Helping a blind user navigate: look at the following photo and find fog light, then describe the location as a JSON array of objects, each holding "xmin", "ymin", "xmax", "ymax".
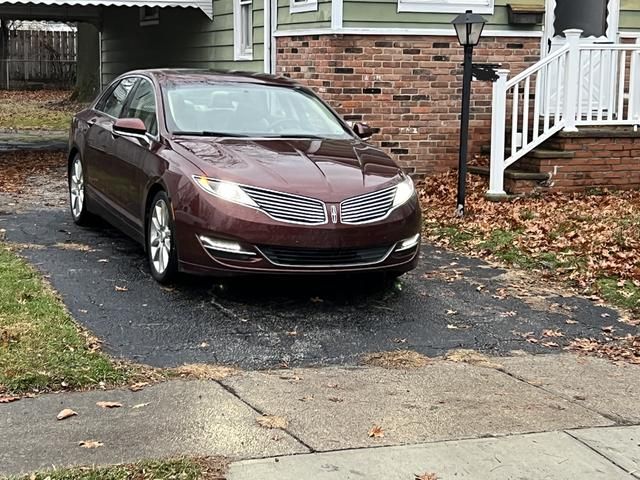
[
  {"xmin": 199, "ymin": 235, "xmax": 256, "ymax": 256},
  {"xmin": 395, "ymin": 233, "xmax": 420, "ymax": 252}
]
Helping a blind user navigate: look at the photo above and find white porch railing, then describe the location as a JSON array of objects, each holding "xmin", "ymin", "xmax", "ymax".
[{"xmin": 488, "ymin": 29, "xmax": 640, "ymax": 196}]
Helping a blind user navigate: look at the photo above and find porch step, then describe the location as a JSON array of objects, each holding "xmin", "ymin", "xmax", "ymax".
[
  {"xmin": 468, "ymin": 165, "xmax": 550, "ymax": 181},
  {"xmin": 469, "ymin": 165, "xmax": 552, "ymax": 196},
  {"xmin": 479, "ymin": 145, "xmax": 575, "ymax": 159}
]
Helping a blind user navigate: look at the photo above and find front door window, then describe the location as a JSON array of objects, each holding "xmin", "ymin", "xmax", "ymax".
[{"xmin": 553, "ymin": 0, "xmax": 608, "ymax": 38}]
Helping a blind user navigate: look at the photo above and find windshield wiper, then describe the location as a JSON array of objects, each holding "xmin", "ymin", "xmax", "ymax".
[
  {"xmin": 172, "ymin": 131, "xmax": 249, "ymax": 138},
  {"xmin": 261, "ymin": 134, "xmax": 325, "ymax": 139}
]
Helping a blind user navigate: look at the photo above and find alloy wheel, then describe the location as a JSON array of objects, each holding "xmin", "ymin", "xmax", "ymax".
[
  {"xmin": 149, "ymin": 199, "xmax": 172, "ymax": 275},
  {"xmin": 70, "ymin": 156, "xmax": 85, "ymax": 220}
]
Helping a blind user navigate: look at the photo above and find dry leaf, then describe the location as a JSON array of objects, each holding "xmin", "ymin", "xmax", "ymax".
[
  {"xmin": 114, "ymin": 286, "xmax": 128, "ymax": 292},
  {"xmin": 415, "ymin": 474, "xmax": 438, "ymax": 480},
  {"xmin": 445, "ymin": 309, "xmax": 458, "ymax": 315},
  {"xmin": 368, "ymin": 425, "xmax": 384, "ymax": 438},
  {"xmin": 256, "ymin": 415, "xmax": 288, "ymax": 430},
  {"xmin": 129, "ymin": 382, "xmax": 149, "ymax": 392},
  {"xmin": 96, "ymin": 401, "xmax": 122, "ymax": 409},
  {"xmin": 298, "ymin": 395, "xmax": 314, "ymax": 402},
  {"xmin": 500, "ymin": 311, "xmax": 517, "ymax": 318},
  {"xmin": 56, "ymin": 408, "xmax": 77, "ymax": 420},
  {"xmin": 78, "ymin": 440, "xmax": 103, "ymax": 449},
  {"xmin": 131, "ymin": 403, "xmax": 150, "ymax": 409},
  {"xmin": 328, "ymin": 397, "xmax": 344, "ymax": 403},
  {"xmin": 542, "ymin": 329, "xmax": 564, "ymax": 338},
  {"xmin": 0, "ymin": 396, "xmax": 20, "ymax": 403},
  {"xmin": 565, "ymin": 319, "xmax": 578, "ymax": 324},
  {"xmin": 542, "ymin": 341, "xmax": 560, "ymax": 348}
]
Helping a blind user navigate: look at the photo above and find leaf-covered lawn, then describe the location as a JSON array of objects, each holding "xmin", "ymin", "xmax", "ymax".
[
  {"xmin": 0, "ymin": 90, "xmax": 83, "ymax": 131},
  {"xmin": 0, "ymin": 246, "xmax": 153, "ymax": 396},
  {"xmin": 420, "ymin": 172, "xmax": 640, "ymax": 316},
  {"xmin": 9, "ymin": 457, "xmax": 227, "ymax": 480},
  {"xmin": 0, "ymin": 150, "xmax": 67, "ymax": 194}
]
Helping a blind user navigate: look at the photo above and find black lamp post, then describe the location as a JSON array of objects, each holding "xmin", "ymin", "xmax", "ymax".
[{"xmin": 451, "ymin": 10, "xmax": 486, "ymax": 217}]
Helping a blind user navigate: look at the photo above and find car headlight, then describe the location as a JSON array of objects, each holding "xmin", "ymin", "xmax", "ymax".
[
  {"xmin": 393, "ymin": 176, "xmax": 415, "ymax": 208},
  {"xmin": 192, "ymin": 176, "xmax": 258, "ymax": 208}
]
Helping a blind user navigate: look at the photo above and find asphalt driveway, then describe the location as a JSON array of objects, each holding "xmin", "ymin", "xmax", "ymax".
[{"xmin": 0, "ymin": 208, "xmax": 632, "ymax": 369}]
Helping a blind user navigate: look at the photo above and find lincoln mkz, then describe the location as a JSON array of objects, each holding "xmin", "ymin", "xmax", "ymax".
[{"xmin": 68, "ymin": 70, "xmax": 421, "ymax": 283}]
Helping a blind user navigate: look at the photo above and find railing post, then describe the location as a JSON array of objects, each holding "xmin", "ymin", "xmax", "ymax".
[
  {"xmin": 487, "ymin": 68, "xmax": 510, "ymax": 199},
  {"xmin": 563, "ymin": 29, "xmax": 583, "ymax": 132}
]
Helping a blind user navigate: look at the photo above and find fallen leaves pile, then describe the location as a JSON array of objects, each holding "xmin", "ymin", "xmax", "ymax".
[
  {"xmin": 0, "ymin": 151, "xmax": 66, "ymax": 194},
  {"xmin": 567, "ymin": 335, "xmax": 640, "ymax": 364},
  {"xmin": 361, "ymin": 350, "xmax": 431, "ymax": 369},
  {"xmin": 420, "ymin": 172, "xmax": 640, "ymax": 310}
]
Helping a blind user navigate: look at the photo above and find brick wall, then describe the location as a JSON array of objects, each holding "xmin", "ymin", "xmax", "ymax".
[
  {"xmin": 276, "ymin": 34, "xmax": 541, "ymax": 175},
  {"xmin": 517, "ymin": 130, "xmax": 640, "ymax": 192}
]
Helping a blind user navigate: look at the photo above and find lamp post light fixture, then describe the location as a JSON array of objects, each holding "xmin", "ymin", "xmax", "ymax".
[{"xmin": 451, "ymin": 10, "xmax": 487, "ymax": 217}]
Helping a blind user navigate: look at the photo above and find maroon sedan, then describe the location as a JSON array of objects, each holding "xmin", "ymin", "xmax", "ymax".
[{"xmin": 68, "ymin": 69, "xmax": 421, "ymax": 283}]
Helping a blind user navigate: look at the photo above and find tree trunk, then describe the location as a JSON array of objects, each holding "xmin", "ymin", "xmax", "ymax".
[{"xmin": 70, "ymin": 22, "xmax": 99, "ymax": 101}]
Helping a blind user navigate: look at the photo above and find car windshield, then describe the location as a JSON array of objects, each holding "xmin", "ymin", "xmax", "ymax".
[{"xmin": 163, "ymin": 82, "xmax": 353, "ymax": 139}]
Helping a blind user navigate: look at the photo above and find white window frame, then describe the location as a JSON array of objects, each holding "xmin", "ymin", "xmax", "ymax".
[
  {"xmin": 290, "ymin": 0, "xmax": 318, "ymax": 14},
  {"xmin": 397, "ymin": 0, "xmax": 494, "ymax": 14},
  {"xmin": 234, "ymin": 0, "xmax": 254, "ymax": 60},
  {"xmin": 139, "ymin": 6, "xmax": 160, "ymax": 26}
]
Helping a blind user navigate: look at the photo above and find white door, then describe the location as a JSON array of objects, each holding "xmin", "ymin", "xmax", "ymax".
[{"xmin": 542, "ymin": 0, "xmax": 620, "ymax": 116}]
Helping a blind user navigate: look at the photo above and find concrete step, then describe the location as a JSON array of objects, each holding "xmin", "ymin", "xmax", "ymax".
[
  {"xmin": 480, "ymin": 145, "xmax": 575, "ymax": 159},
  {"xmin": 469, "ymin": 165, "xmax": 550, "ymax": 181}
]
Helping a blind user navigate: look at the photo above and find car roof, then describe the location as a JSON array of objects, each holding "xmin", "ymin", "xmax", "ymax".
[{"xmin": 126, "ymin": 68, "xmax": 300, "ymax": 87}]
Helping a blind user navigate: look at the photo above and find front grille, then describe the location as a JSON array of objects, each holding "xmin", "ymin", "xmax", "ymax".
[
  {"xmin": 340, "ymin": 186, "xmax": 397, "ymax": 224},
  {"xmin": 258, "ymin": 244, "xmax": 392, "ymax": 267},
  {"xmin": 241, "ymin": 186, "xmax": 327, "ymax": 225}
]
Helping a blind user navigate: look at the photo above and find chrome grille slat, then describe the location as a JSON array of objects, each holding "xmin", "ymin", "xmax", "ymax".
[
  {"xmin": 241, "ymin": 185, "xmax": 327, "ymax": 225},
  {"xmin": 340, "ymin": 185, "xmax": 397, "ymax": 224},
  {"xmin": 259, "ymin": 244, "xmax": 392, "ymax": 267}
]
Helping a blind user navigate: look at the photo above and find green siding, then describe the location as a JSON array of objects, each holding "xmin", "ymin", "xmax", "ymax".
[
  {"xmin": 101, "ymin": 0, "xmax": 264, "ymax": 85},
  {"xmin": 342, "ymin": 0, "xmax": 540, "ymax": 31},
  {"xmin": 276, "ymin": 0, "xmax": 331, "ymax": 30}
]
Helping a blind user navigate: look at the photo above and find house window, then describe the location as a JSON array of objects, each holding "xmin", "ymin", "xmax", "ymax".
[
  {"xmin": 139, "ymin": 6, "xmax": 160, "ymax": 26},
  {"xmin": 234, "ymin": 0, "xmax": 253, "ymax": 60},
  {"xmin": 397, "ymin": 0, "xmax": 494, "ymax": 14},
  {"xmin": 290, "ymin": 0, "xmax": 318, "ymax": 14}
]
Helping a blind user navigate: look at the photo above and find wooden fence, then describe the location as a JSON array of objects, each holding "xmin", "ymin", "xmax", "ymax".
[{"xmin": 2, "ymin": 29, "xmax": 77, "ymax": 88}]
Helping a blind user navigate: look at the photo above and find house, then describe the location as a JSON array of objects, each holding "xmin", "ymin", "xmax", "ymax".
[{"xmin": 0, "ymin": 0, "xmax": 639, "ymax": 193}]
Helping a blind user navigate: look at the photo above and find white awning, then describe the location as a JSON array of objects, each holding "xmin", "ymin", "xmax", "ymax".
[{"xmin": 0, "ymin": 0, "xmax": 212, "ymax": 18}]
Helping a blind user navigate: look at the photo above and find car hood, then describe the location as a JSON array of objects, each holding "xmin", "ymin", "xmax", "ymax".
[{"xmin": 171, "ymin": 137, "xmax": 402, "ymax": 202}]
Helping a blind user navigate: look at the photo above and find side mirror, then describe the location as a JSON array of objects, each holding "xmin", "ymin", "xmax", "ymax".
[
  {"xmin": 353, "ymin": 122, "xmax": 374, "ymax": 140},
  {"xmin": 113, "ymin": 118, "xmax": 147, "ymax": 137}
]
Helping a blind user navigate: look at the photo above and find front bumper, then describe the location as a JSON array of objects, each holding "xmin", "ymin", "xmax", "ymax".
[{"xmin": 173, "ymin": 188, "xmax": 422, "ymax": 276}]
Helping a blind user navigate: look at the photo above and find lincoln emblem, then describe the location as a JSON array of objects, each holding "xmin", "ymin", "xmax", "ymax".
[{"xmin": 331, "ymin": 205, "xmax": 338, "ymax": 224}]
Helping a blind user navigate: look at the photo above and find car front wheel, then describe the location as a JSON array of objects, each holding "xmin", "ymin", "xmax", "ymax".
[
  {"xmin": 69, "ymin": 154, "xmax": 90, "ymax": 225},
  {"xmin": 147, "ymin": 191, "xmax": 178, "ymax": 283}
]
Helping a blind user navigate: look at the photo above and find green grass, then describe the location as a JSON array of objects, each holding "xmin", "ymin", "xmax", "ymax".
[
  {"xmin": 596, "ymin": 277, "xmax": 640, "ymax": 312},
  {"xmin": 7, "ymin": 457, "xmax": 227, "ymax": 480},
  {"xmin": 0, "ymin": 90, "xmax": 79, "ymax": 131},
  {"xmin": 0, "ymin": 246, "xmax": 140, "ymax": 395}
]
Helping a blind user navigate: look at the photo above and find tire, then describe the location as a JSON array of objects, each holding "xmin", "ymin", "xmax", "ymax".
[
  {"xmin": 68, "ymin": 154, "xmax": 91, "ymax": 225},
  {"xmin": 147, "ymin": 190, "xmax": 178, "ymax": 283}
]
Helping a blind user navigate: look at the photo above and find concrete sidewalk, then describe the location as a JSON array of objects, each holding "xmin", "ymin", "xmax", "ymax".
[
  {"xmin": 1, "ymin": 354, "xmax": 639, "ymax": 477},
  {"xmin": 228, "ymin": 427, "xmax": 640, "ymax": 479}
]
